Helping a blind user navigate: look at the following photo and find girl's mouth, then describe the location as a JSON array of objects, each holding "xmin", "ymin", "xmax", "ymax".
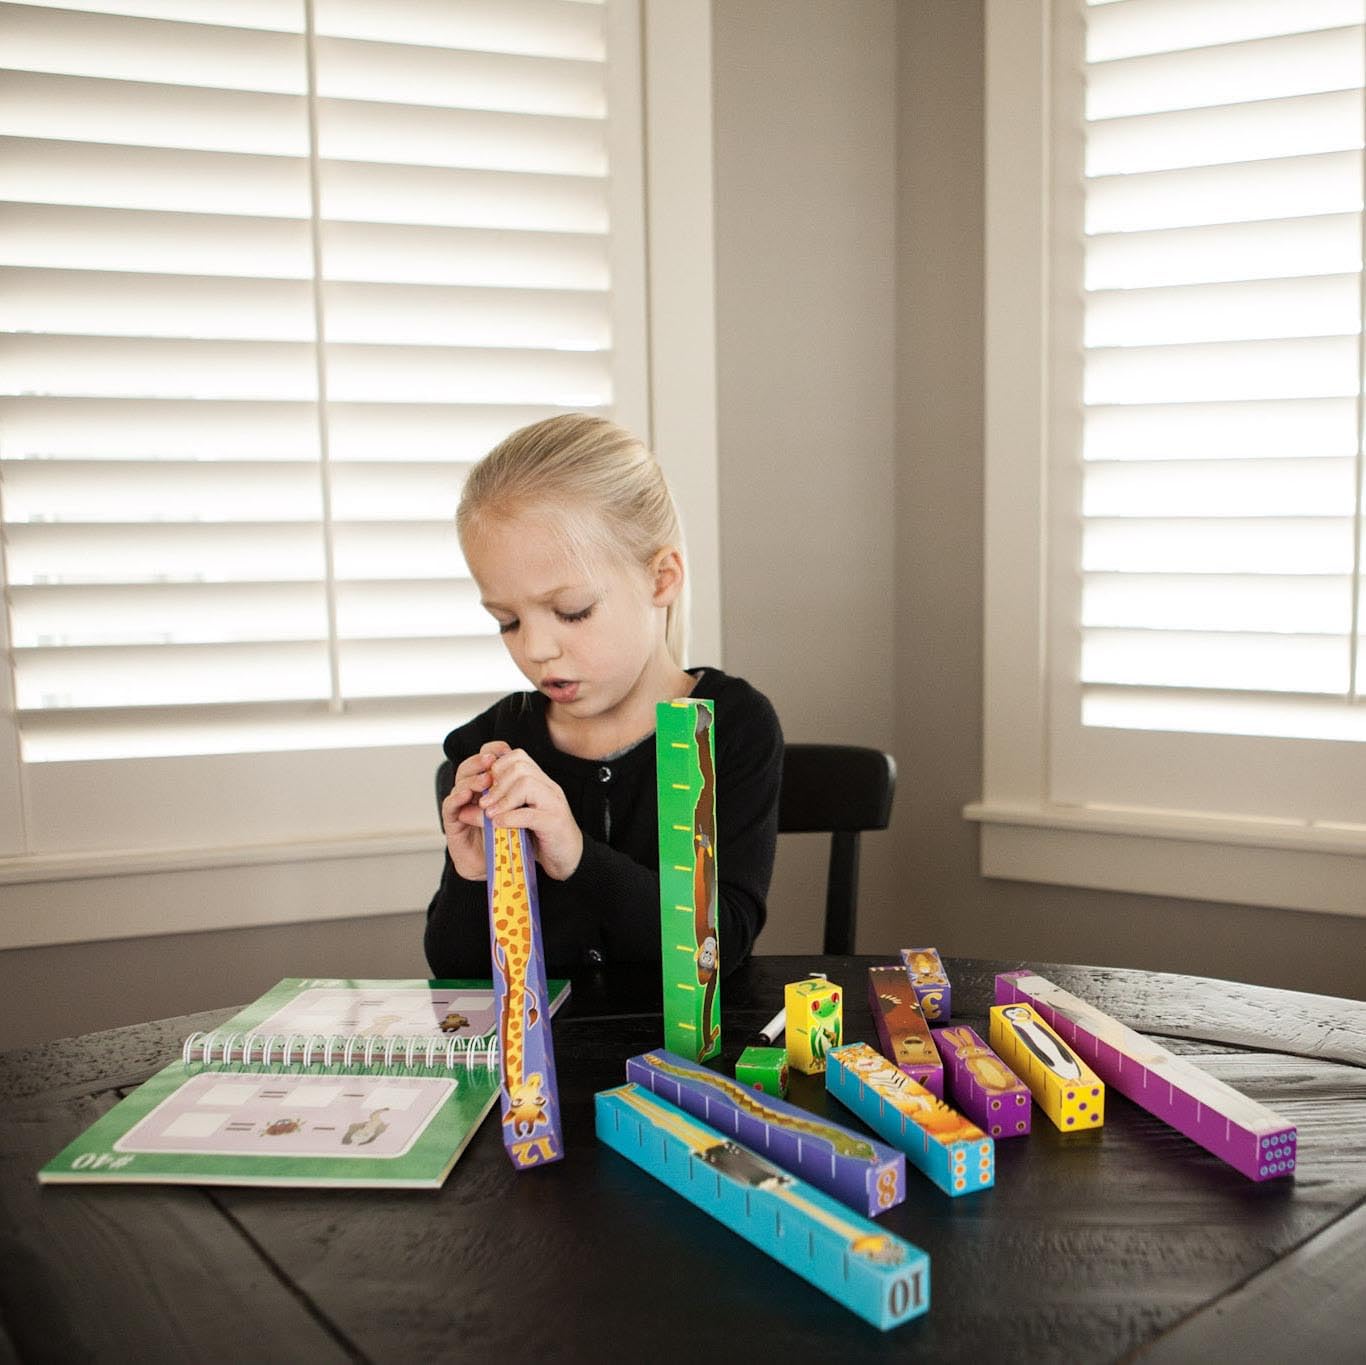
[{"xmin": 542, "ymin": 679, "xmax": 580, "ymax": 703}]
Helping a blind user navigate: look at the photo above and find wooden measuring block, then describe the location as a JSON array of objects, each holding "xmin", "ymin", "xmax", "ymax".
[
  {"xmin": 827, "ymin": 1042, "xmax": 994, "ymax": 1197},
  {"xmin": 655, "ymin": 699, "xmax": 721, "ymax": 1061},
  {"xmin": 899, "ymin": 947, "xmax": 951, "ymax": 1021},
  {"xmin": 933, "ymin": 1024, "xmax": 1032, "ymax": 1138},
  {"xmin": 996, "ymin": 971, "xmax": 1296, "ymax": 1180},
  {"xmin": 595, "ymin": 1083, "xmax": 930, "ymax": 1330},
  {"xmin": 989, "ymin": 1001, "xmax": 1104, "ymax": 1133},
  {"xmin": 485, "ymin": 819, "xmax": 563, "ymax": 1169},
  {"xmin": 868, "ymin": 966, "xmax": 943, "ymax": 1097},
  {"xmin": 624, "ymin": 1048, "xmax": 905, "ymax": 1217}
]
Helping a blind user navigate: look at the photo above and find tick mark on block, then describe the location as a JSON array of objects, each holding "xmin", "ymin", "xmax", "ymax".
[{"xmin": 671, "ymin": 783, "xmax": 690, "ymax": 791}]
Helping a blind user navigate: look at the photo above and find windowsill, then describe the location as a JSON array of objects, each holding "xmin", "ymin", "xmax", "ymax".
[
  {"xmin": 964, "ymin": 801, "xmax": 1366, "ymax": 918},
  {"xmin": 0, "ymin": 832, "xmax": 444, "ymax": 951}
]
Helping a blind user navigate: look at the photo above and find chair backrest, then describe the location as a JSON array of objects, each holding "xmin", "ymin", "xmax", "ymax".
[
  {"xmin": 436, "ymin": 744, "xmax": 897, "ymax": 954},
  {"xmin": 778, "ymin": 743, "xmax": 896, "ymax": 955}
]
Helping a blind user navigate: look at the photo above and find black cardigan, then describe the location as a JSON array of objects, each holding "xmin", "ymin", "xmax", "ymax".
[{"xmin": 423, "ymin": 667, "xmax": 782, "ymax": 981}]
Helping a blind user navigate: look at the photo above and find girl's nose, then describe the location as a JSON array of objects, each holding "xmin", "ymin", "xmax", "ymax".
[{"xmin": 522, "ymin": 620, "xmax": 560, "ymax": 663}]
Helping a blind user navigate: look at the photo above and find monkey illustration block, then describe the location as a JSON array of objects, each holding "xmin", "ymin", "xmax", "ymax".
[{"xmin": 899, "ymin": 947, "xmax": 951, "ymax": 1021}]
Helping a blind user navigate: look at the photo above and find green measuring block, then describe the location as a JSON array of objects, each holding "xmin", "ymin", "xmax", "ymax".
[{"xmin": 656, "ymin": 698, "xmax": 721, "ymax": 1061}]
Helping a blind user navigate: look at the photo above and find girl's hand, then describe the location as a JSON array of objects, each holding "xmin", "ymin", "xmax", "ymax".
[
  {"xmin": 480, "ymin": 748, "xmax": 584, "ymax": 881},
  {"xmin": 441, "ymin": 743, "xmax": 507, "ymax": 880}
]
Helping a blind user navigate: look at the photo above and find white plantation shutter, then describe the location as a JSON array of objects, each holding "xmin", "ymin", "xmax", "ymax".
[
  {"xmin": 1046, "ymin": 0, "xmax": 1366, "ymax": 824},
  {"xmin": 0, "ymin": 0, "xmax": 644, "ymax": 775}
]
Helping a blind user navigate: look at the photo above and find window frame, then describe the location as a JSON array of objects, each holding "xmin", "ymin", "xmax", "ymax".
[
  {"xmin": 0, "ymin": 0, "xmax": 724, "ymax": 949},
  {"xmin": 967, "ymin": 0, "xmax": 1366, "ymax": 920}
]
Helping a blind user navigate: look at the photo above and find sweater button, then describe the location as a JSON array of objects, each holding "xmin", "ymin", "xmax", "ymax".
[
  {"xmin": 586, "ymin": 948, "xmax": 604, "ymax": 964},
  {"xmin": 598, "ymin": 765, "xmax": 611, "ymax": 783}
]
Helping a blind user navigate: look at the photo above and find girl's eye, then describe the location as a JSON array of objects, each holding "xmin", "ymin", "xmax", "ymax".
[
  {"xmin": 557, "ymin": 605, "xmax": 594, "ymax": 624},
  {"xmin": 496, "ymin": 619, "xmax": 518, "ymax": 634}
]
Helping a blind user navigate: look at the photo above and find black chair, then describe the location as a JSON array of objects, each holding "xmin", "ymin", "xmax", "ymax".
[
  {"xmin": 436, "ymin": 744, "xmax": 897, "ymax": 955},
  {"xmin": 778, "ymin": 743, "xmax": 896, "ymax": 955}
]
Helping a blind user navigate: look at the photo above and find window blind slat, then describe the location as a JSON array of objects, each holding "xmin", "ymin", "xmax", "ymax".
[
  {"xmin": 1086, "ymin": 214, "xmax": 1360, "ymax": 290},
  {"xmin": 1, "ymin": 137, "xmax": 312, "ymax": 216},
  {"xmin": 1085, "ymin": 274, "xmax": 1360, "ymax": 347},
  {"xmin": 1087, "ymin": 89, "xmax": 1362, "ymax": 178},
  {"xmin": 1086, "ymin": 0, "xmax": 1361, "ymax": 63},
  {"xmin": 1083, "ymin": 517, "xmax": 1356, "ymax": 575},
  {"xmin": 0, "ymin": 70, "xmax": 309, "ymax": 154},
  {"xmin": 1087, "ymin": 149, "xmax": 1362, "ymax": 233},
  {"xmin": 1081, "ymin": 628, "xmax": 1349, "ymax": 694},
  {"xmin": 1087, "ymin": 26, "xmax": 1363, "ymax": 120},
  {"xmin": 0, "ymin": 202, "xmax": 314, "ymax": 277},
  {"xmin": 1083, "ymin": 456, "xmax": 1358, "ymax": 517},
  {"xmin": 1084, "ymin": 397, "xmax": 1357, "ymax": 459},
  {"xmin": 1, "ymin": 3, "xmax": 305, "ymax": 91},
  {"xmin": 1084, "ymin": 335, "xmax": 1360, "ymax": 405},
  {"xmin": 1082, "ymin": 572, "xmax": 1352, "ymax": 634}
]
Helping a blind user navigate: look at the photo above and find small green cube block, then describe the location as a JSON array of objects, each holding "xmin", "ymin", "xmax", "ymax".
[{"xmin": 736, "ymin": 1046, "xmax": 789, "ymax": 1098}]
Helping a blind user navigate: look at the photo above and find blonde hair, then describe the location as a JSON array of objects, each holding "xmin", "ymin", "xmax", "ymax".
[{"xmin": 457, "ymin": 413, "xmax": 688, "ymax": 665}]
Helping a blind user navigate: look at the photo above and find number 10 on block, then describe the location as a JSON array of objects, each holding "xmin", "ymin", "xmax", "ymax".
[{"xmin": 656, "ymin": 699, "xmax": 721, "ymax": 1061}]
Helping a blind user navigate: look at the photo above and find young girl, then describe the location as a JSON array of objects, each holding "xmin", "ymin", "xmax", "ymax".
[{"xmin": 424, "ymin": 413, "xmax": 783, "ymax": 981}]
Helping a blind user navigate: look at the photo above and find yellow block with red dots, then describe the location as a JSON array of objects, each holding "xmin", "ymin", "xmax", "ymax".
[
  {"xmin": 785, "ymin": 978, "xmax": 844, "ymax": 1076},
  {"xmin": 989, "ymin": 1003, "xmax": 1105, "ymax": 1132}
]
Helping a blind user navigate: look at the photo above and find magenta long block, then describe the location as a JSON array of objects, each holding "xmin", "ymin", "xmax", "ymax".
[
  {"xmin": 933, "ymin": 1025, "xmax": 1032, "ymax": 1139},
  {"xmin": 995, "ymin": 972, "xmax": 1296, "ymax": 1181}
]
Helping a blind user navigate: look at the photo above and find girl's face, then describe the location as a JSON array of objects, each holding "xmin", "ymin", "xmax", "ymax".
[{"xmin": 464, "ymin": 510, "xmax": 682, "ymax": 730}]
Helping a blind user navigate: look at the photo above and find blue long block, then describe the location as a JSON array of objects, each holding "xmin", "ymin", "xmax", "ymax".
[
  {"xmin": 624, "ymin": 1049, "xmax": 905, "ymax": 1216},
  {"xmin": 596, "ymin": 1084, "xmax": 930, "ymax": 1331},
  {"xmin": 827, "ymin": 1043, "xmax": 995, "ymax": 1198}
]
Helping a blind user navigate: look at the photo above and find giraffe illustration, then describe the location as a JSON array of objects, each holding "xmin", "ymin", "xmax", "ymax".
[{"xmin": 489, "ymin": 825, "xmax": 549, "ymax": 1138}]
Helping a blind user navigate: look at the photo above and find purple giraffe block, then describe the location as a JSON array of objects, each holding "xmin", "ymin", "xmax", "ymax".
[
  {"xmin": 624, "ymin": 1050, "xmax": 906, "ymax": 1217},
  {"xmin": 868, "ymin": 967, "xmax": 944, "ymax": 1097},
  {"xmin": 995, "ymin": 972, "xmax": 1297, "ymax": 1182},
  {"xmin": 933, "ymin": 1024, "xmax": 1032, "ymax": 1138}
]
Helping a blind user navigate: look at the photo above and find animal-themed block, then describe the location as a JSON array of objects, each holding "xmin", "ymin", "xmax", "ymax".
[
  {"xmin": 736, "ymin": 1045, "xmax": 789, "ymax": 1098},
  {"xmin": 485, "ymin": 820, "xmax": 563, "ymax": 1169},
  {"xmin": 867, "ymin": 967, "xmax": 944, "ymax": 1097},
  {"xmin": 989, "ymin": 1002, "xmax": 1104, "ymax": 1133},
  {"xmin": 595, "ymin": 1083, "xmax": 930, "ymax": 1331},
  {"xmin": 625, "ymin": 1049, "xmax": 905, "ymax": 1217},
  {"xmin": 995, "ymin": 972, "xmax": 1296, "ymax": 1180},
  {"xmin": 933, "ymin": 1025, "xmax": 1032, "ymax": 1138},
  {"xmin": 655, "ymin": 699, "xmax": 721, "ymax": 1061},
  {"xmin": 785, "ymin": 977, "xmax": 843, "ymax": 1075},
  {"xmin": 826, "ymin": 1042, "xmax": 994, "ymax": 1198},
  {"xmin": 900, "ymin": 947, "xmax": 951, "ymax": 1021}
]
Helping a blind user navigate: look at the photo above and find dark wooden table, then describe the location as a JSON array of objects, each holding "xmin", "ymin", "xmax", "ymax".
[{"xmin": 2, "ymin": 955, "xmax": 1364, "ymax": 1364}]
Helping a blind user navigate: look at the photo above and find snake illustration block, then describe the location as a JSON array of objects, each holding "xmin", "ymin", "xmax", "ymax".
[
  {"xmin": 484, "ymin": 819, "xmax": 563, "ymax": 1169},
  {"xmin": 932, "ymin": 1024, "xmax": 1032, "ymax": 1138},
  {"xmin": 624, "ymin": 1049, "xmax": 905, "ymax": 1217},
  {"xmin": 785, "ymin": 976, "xmax": 843, "ymax": 1076},
  {"xmin": 735, "ymin": 1045, "xmax": 789, "ymax": 1099},
  {"xmin": 899, "ymin": 947, "xmax": 951, "ymax": 1021},
  {"xmin": 989, "ymin": 1001, "xmax": 1104, "ymax": 1133},
  {"xmin": 596, "ymin": 1083, "xmax": 929, "ymax": 1331},
  {"xmin": 656, "ymin": 699, "xmax": 721, "ymax": 1061},
  {"xmin": 996, "ymin": 972, "xmax": 1296, "ymax": 1180},
  {"xmin": 827, "ymin": 1042, "xmax": 994, "ymax": 1198},
  {"xmin": 867, "ymin": 967, "xmax": 943, "ymax": 1097}
]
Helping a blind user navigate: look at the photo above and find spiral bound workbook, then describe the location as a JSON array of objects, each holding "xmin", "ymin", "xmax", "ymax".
[{"xmin": 38, "ymin": 976, "xmax": 570, "ymax": 1190}]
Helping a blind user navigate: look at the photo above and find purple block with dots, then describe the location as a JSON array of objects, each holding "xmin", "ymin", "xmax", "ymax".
[
  {"xmin": 995, "ymin": 971, "xmax": 1297, "ymax": 1182},
  {"xmin": 932, "ymin": 1024, "xmax": 1032, "ymax": 1139}
]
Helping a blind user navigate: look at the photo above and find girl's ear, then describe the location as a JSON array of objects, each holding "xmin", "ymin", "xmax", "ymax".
[{"xmin": 649, "ymin": 547, "xmax": 685, "ymax": 607}]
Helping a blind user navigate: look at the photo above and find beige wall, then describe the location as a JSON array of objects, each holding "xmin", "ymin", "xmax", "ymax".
[
  {"xmin": 3, "ymin": 0, "xmax": 1362, "ymax": 1050},
  {"xmin": 892, "ymin": 1, "xmax": 1366, "ymax": 999}
]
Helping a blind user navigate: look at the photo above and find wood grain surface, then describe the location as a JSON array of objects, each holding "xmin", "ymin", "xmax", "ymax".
[{"xmin": 2, "ymin": 956, "xmax": 1362, "ymax": 1365}]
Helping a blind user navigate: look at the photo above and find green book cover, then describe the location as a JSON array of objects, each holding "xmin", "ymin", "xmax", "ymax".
[{"xmin": 38, "ymin": 977, "xmax": 570, "ymax": 1190}]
